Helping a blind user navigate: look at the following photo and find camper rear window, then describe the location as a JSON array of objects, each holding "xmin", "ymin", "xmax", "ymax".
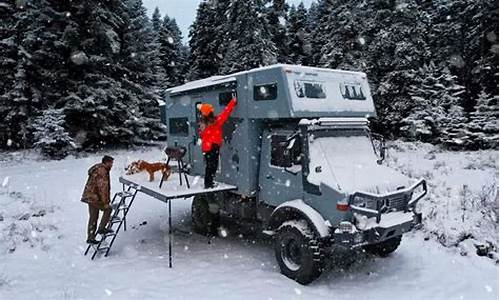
[
  {"xmin": 169, "ymin": 118, "xmax": 189, "ymax": 136},
  {"xmin": 219, "ymin": 92, "xmax": 234, "ymax": 106},
  {"xmin": 294, "ymin": 81, "xmax": 326, "ymax": 99},
  {"xmin": 254, "ymin": 83, "xmax": 277, "ymax": 101}
]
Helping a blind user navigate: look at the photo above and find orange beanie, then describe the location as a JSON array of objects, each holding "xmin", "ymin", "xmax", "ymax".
[{"xmin": 199, "ymin": 103, "xmax": 214, "ymax": 116}]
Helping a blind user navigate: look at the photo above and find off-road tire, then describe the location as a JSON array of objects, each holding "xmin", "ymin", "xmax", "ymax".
[
  {"xmin": 274, "ymin": 220, "xmax": 324, "ymax": 285},
  {"xmin": 363, "ymin": 235, "xmax": 402, "ymax": 257},
  {"xmin": 191, "ymin": 195, "xmax": 218, "ymax": 235}
]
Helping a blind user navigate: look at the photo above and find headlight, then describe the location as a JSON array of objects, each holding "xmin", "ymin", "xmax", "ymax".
[
  {"xmin": 354, "ymin": 213, "xmax": 369, "ymax": 230},
  {"xmin": 352, "ymin": 196, "xmax": 367, "ymax": 207}
]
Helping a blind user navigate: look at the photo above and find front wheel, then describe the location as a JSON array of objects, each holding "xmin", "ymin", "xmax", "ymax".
[
  {"xmin": 363, "ymin": 235, "xmax": 402, "ymax": 257},
  {"xmin": 274, "ymin": 220, "xmax": 323, "ymax": 285}
]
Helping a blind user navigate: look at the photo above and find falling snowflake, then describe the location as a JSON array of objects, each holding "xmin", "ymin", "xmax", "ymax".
[
  {"xmin": 2, "ymin": 177, "xmax": 9, "ymax": 188},
  {"xmin": 70, "ymin": 51, "xmax": 89, "ymax": 65},
  {"xmin": 6, "ymin": 139, "xmax": 12, "ymax": 147},
  {"xmin": 294, "ymin": 288, "xmax": 302, "ymax": 295},
  {"xmin": 105, "ymin": 289, "xmax": 112, "ymax": 296},
  {"xmin": 358, "ymin": 37, "xmax": 366, "ymax": 45},
  {"xmin": 65, "ymin": 12, "xmax": 71, "ymax": 17},
  {"xmin": 167, "ymin": 36, "xmax": 174, "ymax": 44}
]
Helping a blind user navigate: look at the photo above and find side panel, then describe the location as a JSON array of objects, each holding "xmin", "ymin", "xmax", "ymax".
[
  {"xmin": 165, "ymin": 96, "xmax": 193, "ymax": 161},
  {"xmin": 285, "ymin": 68, "xmax": 376, "ymax": 118},
  {"xmin": 246, "ymin": 68, "xmax": 292, "ymax": 119}
]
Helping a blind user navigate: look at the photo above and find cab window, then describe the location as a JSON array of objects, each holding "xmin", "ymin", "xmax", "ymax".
[{"xmin": 271, "ymin": 135, "xmax": 301, "ymax": 168}]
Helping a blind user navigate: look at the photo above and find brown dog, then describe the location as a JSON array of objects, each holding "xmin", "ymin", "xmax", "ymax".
[{"xmin": 126, "ymin": 160, "xmax": 172, "ymax": 182}]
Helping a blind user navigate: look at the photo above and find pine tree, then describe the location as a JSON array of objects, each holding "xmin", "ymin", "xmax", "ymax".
[
  {"xmin": 427, "ymin": 0, "xmax": 499, "ymax": 112},
  {"xmin": 286, "ymin": 3, "xmax": 311, "ymax": 65},
  {"xmin": 2, "ymin": 0, "xmax": 60, "ymax": 148},
  {"xmin": 0, "ymin": 0, "xmax": 18, "ymax": 147},
  {"xmin": 467, "ymin": 91, "xmax": 499, "ymax": 149},
  {"xmin": 188, "ymin": 0, "xmax": 223, "ymax": 80},
  {"xmin": 61, "ymin": 0, "xmax": 142, "ymax": 148},
  {"xmin": 149, "ymin": 7, "xmax": 167, "ymax": 97},
  {"xmin": 158, "ymin": 15, "xmax": 185, "ymax": 87},
  {"xmin": 151, "ymin": 7, "xmax": 162, "ymax": 34},
  {"xmin": 220, "ymin": 0, "xmax": 278, "ymax": 74},
  {"xmin": 314, "ymin": 0, "xmax": 367, "ymax": 71},
  {"xmin": 400, "ymin": 63, "xmax": 466, "ymax": 144},
  {"xmin": 33, "ymin": 109, "xmax": 74, "ymax": 158},
  {"xmin": 265, "ymin": 0, "xmax": 288, "ymax": 63}
]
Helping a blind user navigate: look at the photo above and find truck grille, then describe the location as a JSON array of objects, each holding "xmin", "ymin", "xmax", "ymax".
[{"xmin": 386, "ymin": 194, "xmax": 408, "ymax": 212}]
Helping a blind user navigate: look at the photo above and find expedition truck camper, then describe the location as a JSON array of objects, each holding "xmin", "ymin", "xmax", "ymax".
[{"xmin": 162, "ymin": 64, "xmax": 427, "ymax": 284}]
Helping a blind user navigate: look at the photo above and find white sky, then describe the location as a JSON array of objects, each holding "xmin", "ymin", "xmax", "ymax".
[{"xmin": 142, "ymin": 0, "xmax": 314, "ymax": 43}]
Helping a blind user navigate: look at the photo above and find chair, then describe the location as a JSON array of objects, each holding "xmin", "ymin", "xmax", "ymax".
[{"xmin": 160, "ymin": 146, "xmax": 190, "ymax": 189}]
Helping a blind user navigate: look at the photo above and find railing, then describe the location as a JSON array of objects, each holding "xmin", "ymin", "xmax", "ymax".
[{"xmin": 348, "ymin": 179, "xmax": 427, "ymax": 223}]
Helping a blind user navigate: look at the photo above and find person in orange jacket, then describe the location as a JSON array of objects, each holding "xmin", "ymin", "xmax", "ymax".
[{"xmin": 198, "ymin": 97, "xmax": 237, "ymax": 188}]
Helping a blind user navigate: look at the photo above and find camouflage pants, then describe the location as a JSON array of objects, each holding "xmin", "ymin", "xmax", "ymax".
[{"xmin": 87, "ymin": 204, "xmax": 112, "ymax": 241}]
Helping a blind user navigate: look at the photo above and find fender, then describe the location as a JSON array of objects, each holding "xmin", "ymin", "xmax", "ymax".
[{"xmin": 265, "ymin": 199, "xmax": 331, "ymax": 238}]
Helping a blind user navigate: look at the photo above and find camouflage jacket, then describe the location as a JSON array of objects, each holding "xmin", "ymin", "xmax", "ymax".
[{"xmin": 81, "ymin": 163, "xmax": 111, "ymax": 210}]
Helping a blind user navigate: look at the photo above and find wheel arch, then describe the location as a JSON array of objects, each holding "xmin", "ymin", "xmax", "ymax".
[{"xmin": 266, "ymin": 200, "xmax": 331, "ymax": 238}]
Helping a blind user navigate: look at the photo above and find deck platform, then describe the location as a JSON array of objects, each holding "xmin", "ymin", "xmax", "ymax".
[{"xmin": 119, "ymin": 173, "xmax": 237, "ymax": 203}]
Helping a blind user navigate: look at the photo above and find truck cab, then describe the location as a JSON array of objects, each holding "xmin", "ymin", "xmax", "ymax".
[{"xmin": 163, "ymin": 64, "xmax": 427, "ymax": 284}]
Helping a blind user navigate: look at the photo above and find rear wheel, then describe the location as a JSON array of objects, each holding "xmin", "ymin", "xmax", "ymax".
[
  {"xmin": 363, "ymin": 235, "xmax": 402, "ymax": 257},
  {"xmin": 274, "ymin": 220, "xmax": 323, "ymax": 285},
  {"xmin": 191, "ymin": 195, "xmax": 218, "ymax": 235}
]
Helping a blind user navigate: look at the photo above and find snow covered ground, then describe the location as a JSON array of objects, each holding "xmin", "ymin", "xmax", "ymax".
[{"xmin": 0, "ymin": 145, "xmax": 498, "ymax": 300}]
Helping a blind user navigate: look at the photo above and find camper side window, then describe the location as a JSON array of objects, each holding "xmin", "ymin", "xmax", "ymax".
[
  {"xmin": 294, "ymin": 81, "xmax": 327, "ymax": 99},
  {"xmin": 254, "ymin": 83, "xmax": 277, "ymax": 101},
  {"xmin": 169, "ymin": 117, "xmax": 189, "ymax": 136},
  {"xmin": 340, "ymin": 83, "xmax": 366, "ymax": 100}
]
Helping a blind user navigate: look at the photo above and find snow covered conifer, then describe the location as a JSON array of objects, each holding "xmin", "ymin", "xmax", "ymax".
[
  {"xmin": 158, "ymin": 16, "xmax": 186, "ymax": 87},
  {"xmin": 33, "ymin": 109, "xmax": 74, "ymax": 158},
  {"xmin": 151, "ymin": 7, "xmax": 162, "ymax": 35},
  {"xmin": 220, "ymin": 0, "xmax": 277, "ymax": 74},
  {"xmin": 0, "ymin": 0, "xmax": 18, "ymax": 147},
  {"xmin": 400, "ymin": 64, "xmax": 467, "ymax": 144},
  {"xmin": 467, "ymin": 91, "xmax": 499, "ymax": 149},
  {"xmin": 265, "ymin": 0, "xmax": 288, "ymax": 63},
  {"xmin": 188, "ymin": 1, "xmax": 223, "ymax": 80},
  {"xmin": 286, "ymin": 3, "xmax": 311, "ymax": 65}
]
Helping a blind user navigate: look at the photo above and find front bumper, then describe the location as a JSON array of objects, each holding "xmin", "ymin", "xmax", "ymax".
[
  {"xmin": 329, "ymin": 179, "xmax": 427, "ymax": 249},
  {"xmin": 330, "ymin": 212, "xmax": 422, "ymax": 248}
]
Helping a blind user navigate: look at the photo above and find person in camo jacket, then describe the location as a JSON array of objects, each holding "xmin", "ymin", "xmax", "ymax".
[{"xmin": 81, "ymin": 155, "xmax": 115, "ymax": 244}]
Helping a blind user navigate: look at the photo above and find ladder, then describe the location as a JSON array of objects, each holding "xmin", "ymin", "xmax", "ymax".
[{"xmin": 84, "ymin": 184, "xmax": 139, "ymax": 260}]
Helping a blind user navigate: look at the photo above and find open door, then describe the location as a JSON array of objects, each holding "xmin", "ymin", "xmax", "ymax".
[{"xmin": 190, "ymin": 97, "xmax": 205, "ymax": 176}]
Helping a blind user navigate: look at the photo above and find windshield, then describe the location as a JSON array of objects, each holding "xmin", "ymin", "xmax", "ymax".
[{"xmin": 307, "ymin": 129, "xmax": 400, "ymax": 193}]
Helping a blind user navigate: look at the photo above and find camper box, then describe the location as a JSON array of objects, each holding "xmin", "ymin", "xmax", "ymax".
[{"xmin": 163, "ymin": 64, "xmax": 377, "ymax": 196}]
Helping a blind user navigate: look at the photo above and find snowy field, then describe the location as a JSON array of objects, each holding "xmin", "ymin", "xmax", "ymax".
[{"xmin": 0, "ymin": 144, "xmax": 498, "ymax": 300}]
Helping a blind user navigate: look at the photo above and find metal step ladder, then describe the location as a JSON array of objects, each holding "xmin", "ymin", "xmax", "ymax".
[{"xmin": 84, "ymin": 184, "xmax": 139, "ymax": 260}]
